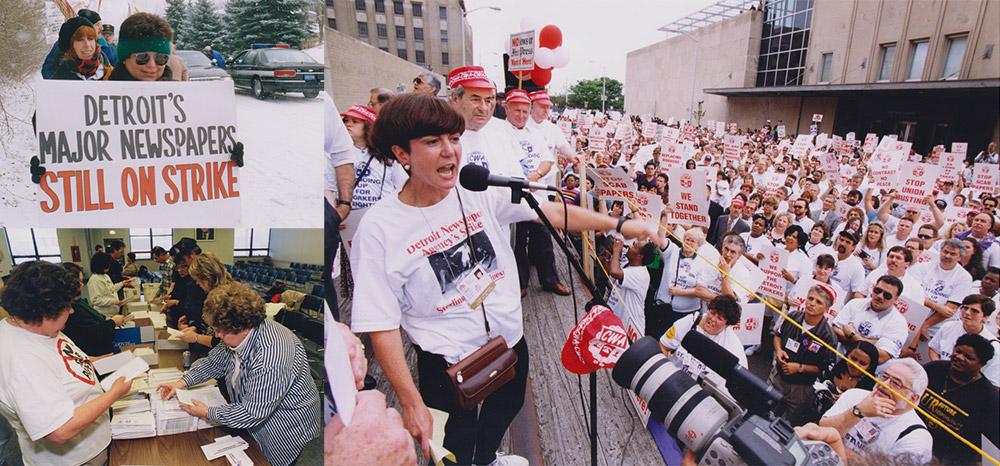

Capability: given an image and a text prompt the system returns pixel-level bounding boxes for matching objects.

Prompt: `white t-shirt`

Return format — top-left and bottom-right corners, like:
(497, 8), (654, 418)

(861, 268), (924, 304)
(607, 266), (650, 327)
(927, 320), (999, 387)
(527, 117), (571, 159)
(350, 148), (408, 210)
(831, 254), (867, 299)
(806, 242), (836, 261)
(823, 388), (932, 464)
(793, 215), (816, 233)
(908, 261), (973, 307)
(832, 298), (909, 358)
(349, 186), (537, 363)
(324, 95), (362, 193)
(0, 319), (111, 466)
(659, 313), (748, 391)
(459, 118), (527, 178)
(656, 243), (702, 313)
(785, 249), (812, 293)
(506, 123), (557, 202)
(739, 232), (771, 259)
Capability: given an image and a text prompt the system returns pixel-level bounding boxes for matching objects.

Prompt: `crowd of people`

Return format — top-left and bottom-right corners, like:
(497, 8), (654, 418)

(325, 60), (1000, 465)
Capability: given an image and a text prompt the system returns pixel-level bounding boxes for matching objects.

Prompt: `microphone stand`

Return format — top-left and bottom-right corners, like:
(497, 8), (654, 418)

(510, 186), (601, 466)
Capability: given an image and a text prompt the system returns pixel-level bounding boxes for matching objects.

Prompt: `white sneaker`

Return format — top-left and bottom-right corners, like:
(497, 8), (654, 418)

(488, 452), (529, 466)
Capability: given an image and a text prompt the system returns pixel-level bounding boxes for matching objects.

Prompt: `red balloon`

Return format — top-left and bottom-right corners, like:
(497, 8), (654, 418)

(538, 24), (563, 49)
(531, 67), (552, 87)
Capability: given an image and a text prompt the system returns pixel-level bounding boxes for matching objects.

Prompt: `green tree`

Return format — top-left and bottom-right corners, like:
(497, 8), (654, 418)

(186, 0), (225, 50)
(567, 77), (623, 111)
(165, 0), (190, 49)
(224, 0), (314, 52)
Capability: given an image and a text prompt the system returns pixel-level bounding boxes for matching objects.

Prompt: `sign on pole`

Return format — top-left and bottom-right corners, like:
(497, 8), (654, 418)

(667, 168), (709, 228)
(34, 80), (241, 226)
(508, 30), (535, 72)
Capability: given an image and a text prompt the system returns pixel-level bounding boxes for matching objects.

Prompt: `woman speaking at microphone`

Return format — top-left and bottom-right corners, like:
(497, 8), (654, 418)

(349, 93), (655, 465)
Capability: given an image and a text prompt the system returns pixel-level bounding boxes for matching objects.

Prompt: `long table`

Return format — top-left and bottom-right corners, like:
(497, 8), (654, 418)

(109, 346), (271, 465)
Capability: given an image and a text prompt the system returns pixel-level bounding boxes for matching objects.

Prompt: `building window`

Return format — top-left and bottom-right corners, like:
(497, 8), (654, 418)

(377, 23), (387, 37)
(440, 29), (448, 42)
(395, 25), (405, 37)
(818, 52), (832, 83)
(416, 50), (425, 63)
(5, 228), (61, 264)
(393, 0), (403, 15)
(397, 48), (408, 59)
(374, 0), (384, 13)
(328, 17), (336, 29)
(941, 35), (967, 79)
(414, 27), (424, 40)
(755, 0), (814, 87)
(907, 40), (928, 81)
(354, 0), (365, 10)
(128, 229), (173, 260)
(439, 5), (447, 18)
(358, 21), (369, 39)
(442, 52), (449, 65)
(234, 229), (270, 257)
(412, 3), (422, 16)
(878, 44), (895, 82)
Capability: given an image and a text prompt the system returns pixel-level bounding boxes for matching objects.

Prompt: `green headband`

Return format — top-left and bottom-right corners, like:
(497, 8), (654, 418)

(117, 36), (172, 64)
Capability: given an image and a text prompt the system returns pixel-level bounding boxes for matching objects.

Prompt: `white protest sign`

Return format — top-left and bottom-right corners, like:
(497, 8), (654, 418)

(815, 133), (829, 149)
(662, 126), (680, 144)
(659, 140), (685, 169)
(818, 151), (840, 177)
(763, 172), (786, 199)
(589, 127), (608, 151)
(943, 206), (972, 228)
(641, 121), (657, 138)
(862, 133), (878, 153)
(756, 244), (789, 301)
(730, 257), (765, 303)
(970, 164), (1000, 195)
(34, 80), (240, 226)
(558, 120), (572, 139)
(667, 168), (709, 228)
(588, 166), (635, 202)
(508, 30), (535, 72)
(896, 162), (941, 209)
(951, 142), (968, 157)
(812, 114), (823, 123)
(789, 134), (813, 158)
(630, 191), (664, 226)
(731, 302), (765, 346)
(723, 135), (744, 163)
(871, 138), (904, 190)
(702, 166), (718, 185)
(715, 121), (725, 137)
(776, 125), (786, 138)
(937, 152), (962, 182)
(895, 296), (932, 345)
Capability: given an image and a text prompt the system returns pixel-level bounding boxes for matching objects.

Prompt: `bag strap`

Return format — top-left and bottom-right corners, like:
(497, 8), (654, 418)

(354, 152), (376, 188)
(455, 188), (492, 336)
(896, 424), (927, 442)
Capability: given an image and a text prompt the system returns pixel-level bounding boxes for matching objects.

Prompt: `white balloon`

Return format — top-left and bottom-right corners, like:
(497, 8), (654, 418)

(534, 47), (555, 69)
(520, 17), (538, 32)
(553, 46), (570, 68)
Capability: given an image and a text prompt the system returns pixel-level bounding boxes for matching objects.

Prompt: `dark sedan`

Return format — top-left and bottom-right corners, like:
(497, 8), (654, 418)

(175, 50), (231, 81)
(227, 47), (324, 99)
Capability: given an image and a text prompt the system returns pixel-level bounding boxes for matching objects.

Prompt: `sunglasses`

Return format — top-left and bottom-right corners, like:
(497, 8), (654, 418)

(134, 52), (170, 66)
(413, 78), (425, 85)
(917, 234), (932, 240)
(871, 286), (894, 300)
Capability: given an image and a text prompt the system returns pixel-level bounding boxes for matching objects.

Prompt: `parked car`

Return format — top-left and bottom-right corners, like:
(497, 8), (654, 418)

(175, 50), (230, 81)
(226, 46), (324, 99)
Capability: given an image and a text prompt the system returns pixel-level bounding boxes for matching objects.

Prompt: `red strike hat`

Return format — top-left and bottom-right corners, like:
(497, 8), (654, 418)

(506, 89), (531, 105)
(341, 105), (377, 124)
(561, 305), (629, 374)
(529, 90), (552, 105)
(448, 65), (494, 90)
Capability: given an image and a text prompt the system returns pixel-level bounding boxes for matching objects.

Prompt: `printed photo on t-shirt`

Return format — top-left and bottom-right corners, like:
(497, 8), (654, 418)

(427, 230), (498, 294)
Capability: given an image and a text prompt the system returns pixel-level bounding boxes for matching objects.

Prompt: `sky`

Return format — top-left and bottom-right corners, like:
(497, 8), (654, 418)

(464, 0), (719, 94)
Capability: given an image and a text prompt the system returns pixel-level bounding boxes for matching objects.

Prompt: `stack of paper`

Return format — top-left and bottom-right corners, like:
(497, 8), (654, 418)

(202, 435), (252, 465)
(166, 327), (184, 341)
(152, 397), (201, 435)
(133, 347), (158, 366)
(99, 355), (150, 391)
(111, 396), (156, 439)
(177, 385), (225, 430)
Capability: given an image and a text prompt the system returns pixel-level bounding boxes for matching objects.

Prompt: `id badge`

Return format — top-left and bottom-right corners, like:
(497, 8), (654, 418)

(457, 264), (496, 309)
(785, 338), (801, 353)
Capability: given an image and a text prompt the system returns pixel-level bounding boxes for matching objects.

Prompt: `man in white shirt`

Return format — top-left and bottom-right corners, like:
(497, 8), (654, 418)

(830, 230), (866, 301)
(791, 198), (815, 232)
(526, 91), (577, 166)
(908, 239), (974, 349)
(862, 246), (923, 304)
(324, 95), (363, 317)
(832, 275), (908, 364)
(447, 66), (524, 179)
(884, 217), (914, 250)
(820, 358), (933, 464)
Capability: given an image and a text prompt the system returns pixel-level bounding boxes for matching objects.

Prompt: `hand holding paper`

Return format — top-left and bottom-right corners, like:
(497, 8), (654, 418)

(101, 357), (149, 391)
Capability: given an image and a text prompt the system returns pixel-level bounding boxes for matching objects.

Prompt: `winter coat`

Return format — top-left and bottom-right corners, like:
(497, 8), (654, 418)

(42, 37), (117, 79)
(210, 50), (226, 68)
(51, 50), (113, 81)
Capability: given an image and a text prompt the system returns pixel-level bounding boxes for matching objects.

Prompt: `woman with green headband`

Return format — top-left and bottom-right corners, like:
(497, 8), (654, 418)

(109, 13), (180, 81)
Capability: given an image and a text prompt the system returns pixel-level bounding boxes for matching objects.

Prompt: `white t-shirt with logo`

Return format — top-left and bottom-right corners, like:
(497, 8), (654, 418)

(606, 266), (650, 328)
(861, 267), (924, 304)
(928, 320), (996, 360)
(506, 123), (557, 202)
(349, 186), (537, 363)
(350, 148), (408, 210)
(0, 319), (111, 466)
(831, 254), (867, 299)
(527, 117), (571, 159)
(458, 118), (525, 178)
(832, 298), (909, 358)
(823, 388), (932, 464)
(909, 261), (973, 307)
(659, 313), (748, 391)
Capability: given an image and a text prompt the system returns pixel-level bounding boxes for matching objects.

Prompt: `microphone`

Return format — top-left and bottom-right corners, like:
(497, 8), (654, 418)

(459, 164), (560, 193)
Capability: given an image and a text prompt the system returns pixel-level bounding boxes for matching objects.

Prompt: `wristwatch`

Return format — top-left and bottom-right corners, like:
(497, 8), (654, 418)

(852, 406), (863, 418)
(336, 199), (351, 207)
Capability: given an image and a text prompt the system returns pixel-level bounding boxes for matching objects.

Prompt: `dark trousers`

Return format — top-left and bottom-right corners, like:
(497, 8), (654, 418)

(324, 199), (341, 320)
(415, 338), (530, 465)
(514, 221), (559, 289)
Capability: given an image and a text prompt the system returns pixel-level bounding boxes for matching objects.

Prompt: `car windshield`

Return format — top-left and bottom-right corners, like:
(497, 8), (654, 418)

(176, 51), (214, 67)
(260, 49), (317, 65)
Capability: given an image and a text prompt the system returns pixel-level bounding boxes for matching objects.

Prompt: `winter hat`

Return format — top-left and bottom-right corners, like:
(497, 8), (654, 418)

(58, 17), (94, 53)
(116, 13), (174, 64)
(77, 9), (102, 25)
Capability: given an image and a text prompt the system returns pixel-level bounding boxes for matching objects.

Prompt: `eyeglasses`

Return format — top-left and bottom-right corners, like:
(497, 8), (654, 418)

(413, 77), (425, 86)
(917, 234), (932, 240)
(878, 373), (908, 392)
(133, 52), (170, 66)
(871, 286), (894, 300)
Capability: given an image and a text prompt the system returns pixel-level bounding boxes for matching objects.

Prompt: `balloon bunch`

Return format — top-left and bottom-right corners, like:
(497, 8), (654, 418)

(510, 19), (571, 87)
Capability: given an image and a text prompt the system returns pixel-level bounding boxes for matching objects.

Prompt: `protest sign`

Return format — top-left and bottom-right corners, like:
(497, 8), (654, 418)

(731, 302), (766, 346)
(943, 206), (972, 227)
(641, 121), (657, 138)
(895, 296), (932, 345)
(756, 244), (789, 301)
(937, 151), (962, 182)
(871, 140), (904, 190)
(508, 31), (535, 72)
(763, 172), (785, 198)
(589, 127), (608, 151)
(715, 121), (725, 137)
(818, 151), (840, 176)
(776, 125), (786, 138)
(659, 141), (684, 168)
(34, 80), (240, 226)
(951, 142), (968, 157)
(702, 166), (719, 185)
(667, 168), (709, 228)
(662, 126), (680, 144)
(862, 133), (878, 152)
(816, 133), (829, 149)
(789, 134), (813, 158)
(970, 164), (1000, 195)
(896, 162), (941, 209)
(630, 191), (664, 225)
(730, 257), (765, 303)
(588, 166), (635, 202)
(723, 134), (744, 163)
(558, 120), (572, 139)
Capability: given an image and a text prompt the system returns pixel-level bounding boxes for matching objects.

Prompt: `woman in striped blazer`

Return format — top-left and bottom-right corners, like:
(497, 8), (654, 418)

(157, 283), (322, 466)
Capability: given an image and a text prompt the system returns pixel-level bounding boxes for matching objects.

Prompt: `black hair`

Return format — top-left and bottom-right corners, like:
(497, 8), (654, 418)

(127, 252), (136, 261)
(90, 252), (115, 274)
(962, 293), (996, 317)
(887, 245), (913, 263)
(639, 242), (656, 266)
(108, 239), (125, 253)
(784, 225), (808, 252)
(708, 294), (741, 326)
(370, 93), (465, 162)
(151, 246), (167, 257)
(875, 274), (904, 297)
(0, 261), (80, 325)
(815, 253), (836, 269)
(955, 333), (995, 364)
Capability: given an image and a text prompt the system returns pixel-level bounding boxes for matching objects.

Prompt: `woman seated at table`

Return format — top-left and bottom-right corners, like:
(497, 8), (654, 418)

(0, 261), (133, 466)
(176, 252), (234, 349)
(61, 262), (123, 358)
(157, 283), (321, 466)
(87, 252), (134, 317)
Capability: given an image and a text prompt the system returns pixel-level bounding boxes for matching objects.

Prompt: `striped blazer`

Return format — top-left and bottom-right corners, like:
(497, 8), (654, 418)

(183, 319), (321, 466)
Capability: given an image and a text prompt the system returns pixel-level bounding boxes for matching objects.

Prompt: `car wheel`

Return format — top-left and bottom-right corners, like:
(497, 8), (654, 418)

(252, 78), (266, 100)
(302, 90), (319, 99)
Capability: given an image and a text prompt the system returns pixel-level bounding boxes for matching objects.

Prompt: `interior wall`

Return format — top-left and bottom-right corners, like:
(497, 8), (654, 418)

(172, 229), (236, 265)
(268, 229), (324, 266)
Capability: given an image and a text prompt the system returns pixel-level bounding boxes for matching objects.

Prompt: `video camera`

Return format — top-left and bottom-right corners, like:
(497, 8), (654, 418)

(611, 334), (842, 466)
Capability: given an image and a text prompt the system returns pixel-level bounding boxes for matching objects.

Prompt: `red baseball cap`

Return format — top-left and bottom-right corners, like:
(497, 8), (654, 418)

(506, 89), (531, 105)
(341, 104), (377, 124)
(447, 65), (494, 90)
(560, 305), (629, 374)
(529, 90), (552, 105)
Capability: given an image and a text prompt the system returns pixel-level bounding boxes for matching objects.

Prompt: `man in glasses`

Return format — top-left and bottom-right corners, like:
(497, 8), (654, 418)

(832, 275), (907, 364)
(412, 72), (442, 96)
(792, 198), (815, 232)
(820, 358), (932, 464)
(862, 246), (923, 305)
(110, 13), (178, 81)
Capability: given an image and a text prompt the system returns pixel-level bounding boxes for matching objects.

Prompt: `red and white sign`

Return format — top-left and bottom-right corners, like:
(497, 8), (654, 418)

(723, 135), (744, 163)
(731, 302), (766, 346)
(588, 166), (635, 202)
(641, 121), (657, 138)
(659, 141), (685, 168)
(756, 244), (790, 301)
(970, 164), (1000, 195)
(871, 141), (905, 190)
(661, 126), (680, 144)
(937, 152), (962, 183)
(943, 206), (972, 228)
(896, 162), (941, 209)
(789, 134), (813, 158)
(862, 133), (878, 153)
(895, 296), (932, 344)
(631, 191), (664, 226)
(818, 151), (840, 177)
(557, 120), (572, 139)
(951, 142), (968, 157)
(667, 168), (709, 228)
(589, 127), (608, 151)
(715, 121), (726, 137)
(763, 172), (786, 199)
(508, 30), (536, 72)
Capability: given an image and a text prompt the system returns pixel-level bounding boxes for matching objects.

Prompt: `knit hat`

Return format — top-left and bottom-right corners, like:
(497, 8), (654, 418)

(116, 13), (174, 63)
(77, 9), (101, 25)
(58, 17), (94, 53)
